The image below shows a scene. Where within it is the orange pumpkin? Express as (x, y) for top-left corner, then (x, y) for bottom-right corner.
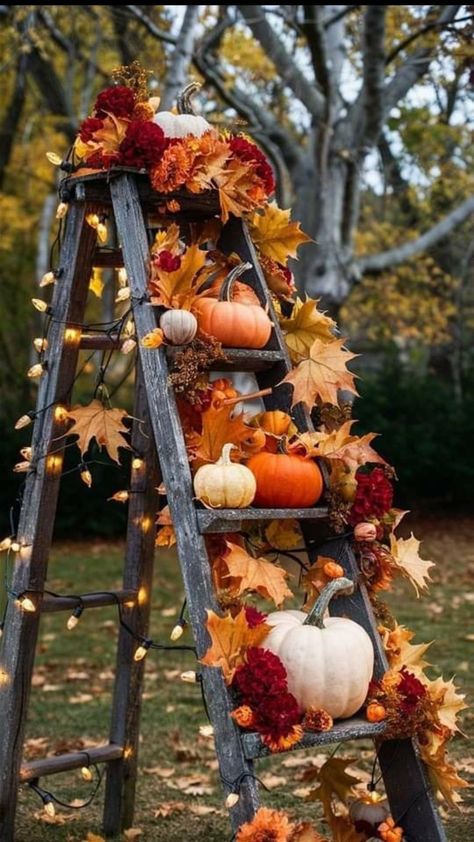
(251, 410), (296, 438)
(246, 442), (324, 508)
(194, 263), (272, 349)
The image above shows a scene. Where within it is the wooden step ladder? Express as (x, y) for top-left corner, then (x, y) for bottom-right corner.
(0, 171), (447, 842)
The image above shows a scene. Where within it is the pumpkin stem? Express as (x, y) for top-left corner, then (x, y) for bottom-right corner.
(277, 435), (290, 454)
(177, 81), (201, 115)
(218, 443), (237, 465)
(303, 576), (354, 629)
(219, 262), (253, 302)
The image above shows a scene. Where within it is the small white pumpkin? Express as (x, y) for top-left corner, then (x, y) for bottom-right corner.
(154, 82), (213, 139)
(263, 577), (374, 719)
(160, 309), (197, 345)
(349, 793), (391, 829)
(193, 443), (256, 509)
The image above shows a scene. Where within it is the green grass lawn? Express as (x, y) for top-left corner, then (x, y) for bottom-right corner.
(13, 515), (474, 842)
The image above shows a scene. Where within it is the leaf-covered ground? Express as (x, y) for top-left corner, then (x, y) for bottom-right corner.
(14, 515), (473, 842)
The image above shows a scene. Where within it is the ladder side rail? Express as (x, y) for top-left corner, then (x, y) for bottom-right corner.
(103, 362), (160, 835)
(110, 175), (259, 830)
(0, 203), (98, 840)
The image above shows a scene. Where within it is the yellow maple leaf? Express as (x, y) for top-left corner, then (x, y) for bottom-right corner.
(281, 338), (358, 410)
(149, 243), (208, 308)
(83, 834), (106, 842)
(250, 203), (312, 265)
(379, 622), (432, 676)
(425, 676), (467, 733)
(65, 400), (131, 464)
(152, 223), (181, 254)
(389, 533), (435, 597)
(265, 518), (302, 550)
(200, 607), (271, 683)
(280, 297), (336, 362)
(155, 525), (176, 548)
(141, 328), (164, 349)
(421, 745), (469, 807)
(223, 541), (293, 607)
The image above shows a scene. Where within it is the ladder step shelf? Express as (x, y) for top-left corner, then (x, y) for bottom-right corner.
(20, 744), (123, 781)
(242, 718), (386, 760)
(196, 506), (329, 533)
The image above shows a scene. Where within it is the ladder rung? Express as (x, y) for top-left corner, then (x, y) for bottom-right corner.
(166, 347), (285, 372)
(242, 718), (385, 760)
(19, 744), (123, 781)
(197, 507), (329, 534)
(79, 333), (122, 350)
(93, 248), (123, 268)
(42, 590), (136, 613)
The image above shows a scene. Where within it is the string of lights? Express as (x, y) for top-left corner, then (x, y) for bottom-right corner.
(28, 759), (103, 819)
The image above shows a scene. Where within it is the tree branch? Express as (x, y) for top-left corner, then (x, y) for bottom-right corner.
(356, 196), (474, 274)
(120, 6), (177, 45)
(385, 11), (473, 65)
(301, 6), (330, 96)
(0, 53), (27, 187)
(161, 5), (201, 110)
(236, 4), (326, 119)
(384, 5), (462, 111)
(324, 5), (361, 29)
(38, 9), (109, 80)
(360, 6), (386, 147)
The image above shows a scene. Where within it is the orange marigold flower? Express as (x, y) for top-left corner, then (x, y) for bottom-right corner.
(150, 142), (196, 193)
(231, 705), (256, 729)
(262, 724), (303, 753)
(236, 806), (295, 842)
(381, 669), (403, 692)
(132, 101), (155, 122)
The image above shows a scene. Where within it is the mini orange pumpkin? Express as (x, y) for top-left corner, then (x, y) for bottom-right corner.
(246, 439), (324, 508)
(366, 701), (387, 723)
(194, 263), (272, 349)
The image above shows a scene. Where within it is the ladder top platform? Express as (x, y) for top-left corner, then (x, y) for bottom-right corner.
(61, 168), (221, 219)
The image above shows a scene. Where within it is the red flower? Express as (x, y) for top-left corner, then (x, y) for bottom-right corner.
(229, 136), (275, 195)
(84, 150), (120, 169)
(244, 606), (268, 628)
(254, 691), (301, 739)
(349, 467), (393, 525)
(79, 116), (103, 142)
(153, 250), (181, 272)
(95, 85), (136, 118)
(398, 667), (426, 713)
(119, 120), (168, 170)
(233, 648), (288, 704)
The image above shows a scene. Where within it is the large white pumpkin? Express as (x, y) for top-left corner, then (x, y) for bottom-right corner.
(263, 577), (374, 719)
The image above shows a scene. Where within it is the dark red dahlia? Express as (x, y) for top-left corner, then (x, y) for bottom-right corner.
(79, 116), (103, 142)
(95, 85), (136, 118)
(229, 136), (275, 195)
(118, 120), (168, 170)
(398, 667), (426, 713)
(253, 691), (301, 738)
(84, 150), (120, 169)
(233, 648), (288, 704)
(244, 606), (268, 628)
(154, 250), (182, 272)
(349, 467), (393, 525)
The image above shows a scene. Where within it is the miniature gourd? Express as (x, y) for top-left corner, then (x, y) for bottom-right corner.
(159, 309), (197, 345)
(262, 578), (374, 718)
(193, 443), (256, 508)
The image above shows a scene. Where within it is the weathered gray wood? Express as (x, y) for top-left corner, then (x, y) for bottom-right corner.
(0, 204), (97, 842)
(197, 506), (329, 534)
(42, 590), (135, 613)
(92, 248), (123, 268)
(103, 363), (159, 836)
(167, 346), (286, 372)
(243, 718), (385, 760)
(110, 174), (259, 831)
(20, 744), (123, 781)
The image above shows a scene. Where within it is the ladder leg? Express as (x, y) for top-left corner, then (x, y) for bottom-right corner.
(0, 206), (97, 841)
(110, 174), (260, 829)
(309, 536), (447, 842)
(103, 363), (159, 836)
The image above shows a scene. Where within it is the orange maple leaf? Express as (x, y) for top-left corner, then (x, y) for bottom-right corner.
(65, 400), (131, 464)
(281, 338), (358, 409)
(200, 607), (271, 683)
(191, 404), (255, 466)
(214, 158), (265, 224)
(223, 541), (293, 607)
(149, 243), (208, 309)
(93, 113), (129, 154)
(298, 421), (387, 469)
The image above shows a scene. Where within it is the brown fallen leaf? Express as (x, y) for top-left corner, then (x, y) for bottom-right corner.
(153, 801), (186, 818)
(123, 829), (143, 841)
(66, 400), (131, 464)
(259, 773), (287, 790)
(143, 766), (175, 778)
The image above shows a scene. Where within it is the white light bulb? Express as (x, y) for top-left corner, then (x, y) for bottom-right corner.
(180, 670), (197, 684)
(81, 765), (93, 782)
(225, 792), (240, 809)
